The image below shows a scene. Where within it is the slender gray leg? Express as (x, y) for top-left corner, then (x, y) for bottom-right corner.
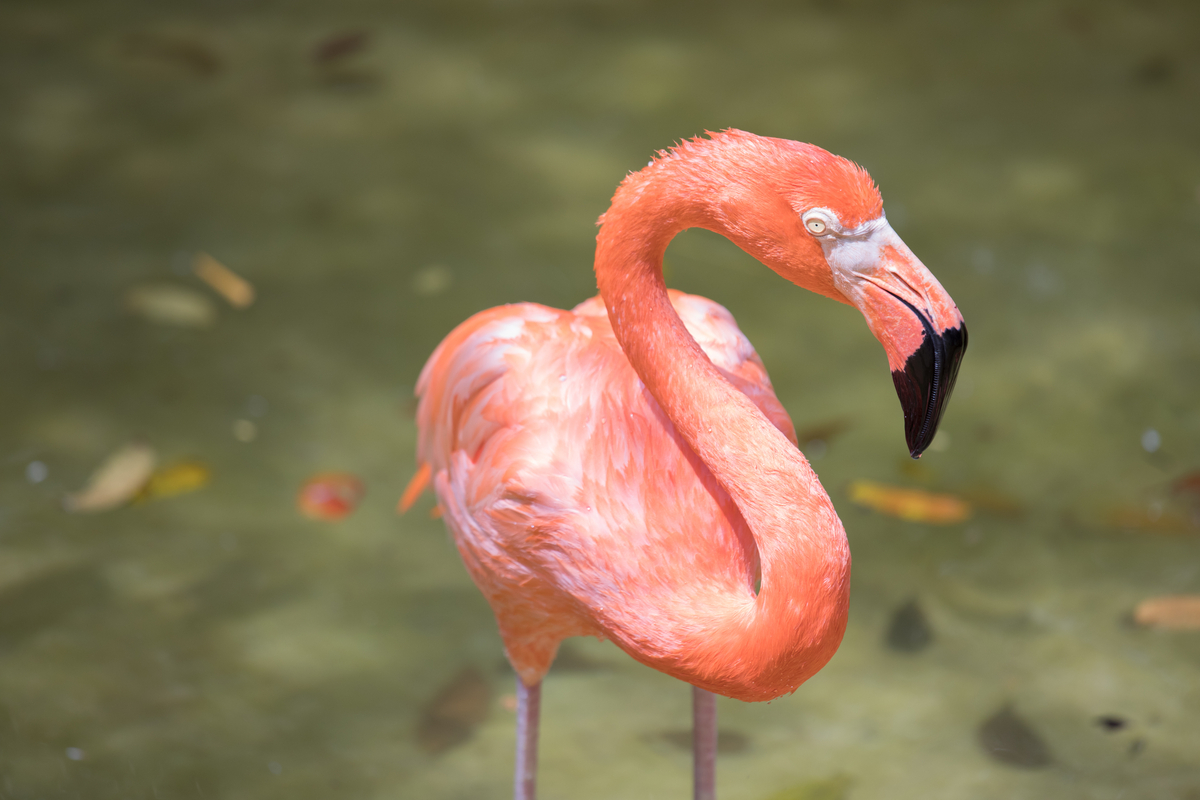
(514, 678), (541, 800)
(693, 686), (717, 800)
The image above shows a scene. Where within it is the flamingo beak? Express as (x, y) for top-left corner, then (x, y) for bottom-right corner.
(887, 296), (967, 458)
(819, 218), (967, 458)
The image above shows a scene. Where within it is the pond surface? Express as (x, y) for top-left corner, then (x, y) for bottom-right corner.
(2, 1), (1199, 798)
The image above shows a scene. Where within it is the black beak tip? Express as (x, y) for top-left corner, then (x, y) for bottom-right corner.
(892, 322), (967, 458)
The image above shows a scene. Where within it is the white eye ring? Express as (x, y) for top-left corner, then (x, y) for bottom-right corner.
(802, 209), (839, 237)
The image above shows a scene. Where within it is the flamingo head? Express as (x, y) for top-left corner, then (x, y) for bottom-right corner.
(615, 131), (967, 457)
(748, 139), (968, 458)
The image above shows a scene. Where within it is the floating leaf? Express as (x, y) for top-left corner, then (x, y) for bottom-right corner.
(126, 284), (216, 328)
(193, 252), (255, 309)
(64, 442), (157, 513)
(136, 460), (210, 502)
(848, 480), (971, 524)
(1133, 595), (1200, 630)
(297, 472), (365, 521)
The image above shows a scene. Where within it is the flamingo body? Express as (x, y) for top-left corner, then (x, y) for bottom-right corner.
(405, 130), (967, 769)
(415, 290), (834, 700)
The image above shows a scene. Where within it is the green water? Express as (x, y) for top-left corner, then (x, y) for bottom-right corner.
(2, 1), (1199, 798)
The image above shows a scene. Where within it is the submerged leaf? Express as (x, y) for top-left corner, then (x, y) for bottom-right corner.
(978, 705), (1052, 768)
(885, 598), (933, 652)
(416, 667), (491, 754)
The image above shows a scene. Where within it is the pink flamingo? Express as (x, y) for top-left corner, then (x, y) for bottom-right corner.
(401, 130), (966, 799)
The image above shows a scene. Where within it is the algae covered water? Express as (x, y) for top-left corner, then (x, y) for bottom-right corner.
(2, 1), (1199, 798)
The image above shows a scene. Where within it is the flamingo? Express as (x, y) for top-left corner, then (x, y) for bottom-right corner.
(400, 130), (966, 799)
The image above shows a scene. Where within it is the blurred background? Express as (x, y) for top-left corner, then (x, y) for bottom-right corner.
(2, 1), (1199, 798)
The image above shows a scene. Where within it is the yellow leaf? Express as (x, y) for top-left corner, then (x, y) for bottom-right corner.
(193, 252), (255, 308)
(848, 480), (971, 524)
(136, 460), (211, 502)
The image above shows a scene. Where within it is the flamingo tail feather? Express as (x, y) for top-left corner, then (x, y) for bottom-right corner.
(397, 462), (433, 514)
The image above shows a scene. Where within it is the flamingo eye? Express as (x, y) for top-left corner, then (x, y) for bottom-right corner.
(802, 209), (839, 237)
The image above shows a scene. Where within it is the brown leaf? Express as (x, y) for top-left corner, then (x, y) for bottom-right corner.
(1133, 595), (1200, 630)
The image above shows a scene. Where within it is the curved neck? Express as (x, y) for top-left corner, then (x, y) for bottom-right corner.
(594, 155), (850, 700)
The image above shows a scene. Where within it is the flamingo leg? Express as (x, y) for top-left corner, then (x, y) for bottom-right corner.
(514, 677), (541, 800)
(693, 685), (717, 800)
